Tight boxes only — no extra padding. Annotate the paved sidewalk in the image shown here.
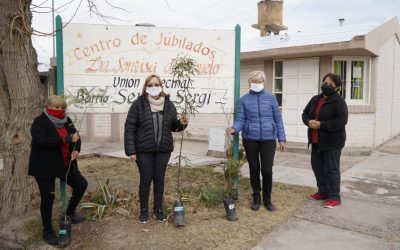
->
[253,136,400,250]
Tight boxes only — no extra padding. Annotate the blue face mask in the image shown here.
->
[250,83,264,92]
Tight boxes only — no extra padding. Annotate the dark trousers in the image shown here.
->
[136,152,171,213]
[35,167,88,232]
[243,139,276,202]
[311,144,342,200]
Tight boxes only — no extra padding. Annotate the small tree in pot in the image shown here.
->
[222,141,246,221]
[170,56,198,227]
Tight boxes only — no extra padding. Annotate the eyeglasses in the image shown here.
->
[147,83,161,87]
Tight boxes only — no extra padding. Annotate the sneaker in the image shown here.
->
[309,193,328,200]
[42,230,58,246]
[324,199,341,208]
[139,213,148,224]
[153,211,167,223]
[67,214,86,224]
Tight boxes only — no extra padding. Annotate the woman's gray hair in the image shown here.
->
[248,71,266,83]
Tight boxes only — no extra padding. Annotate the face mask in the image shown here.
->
[146,86,162,97]
[47,108,66,119]
[250,83,264,92]
[321,84,336,96]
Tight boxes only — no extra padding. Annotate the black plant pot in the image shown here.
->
[223,198,238,221]
[58,219,71,248]
[173,200,185,227]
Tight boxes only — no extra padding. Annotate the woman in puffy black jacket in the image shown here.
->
[124,74,188,224]
[302,73,348,209]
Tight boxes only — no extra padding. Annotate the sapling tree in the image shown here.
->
[169,56,199,227]
[170,56,199,197]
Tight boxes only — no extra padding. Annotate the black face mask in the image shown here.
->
[321,84,336,96]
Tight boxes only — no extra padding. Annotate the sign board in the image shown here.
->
[62,23,235,113]
[208,128,227,153]
[352,67,362,78]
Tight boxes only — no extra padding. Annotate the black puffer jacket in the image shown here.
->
[28,113,81,179]
[302,93,348,151]
[124,95,186,155]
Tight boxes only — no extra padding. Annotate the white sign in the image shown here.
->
[208,128,227,152]
[353,67,362,78]
[62,23,236,113]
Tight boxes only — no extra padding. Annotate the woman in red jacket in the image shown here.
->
[29,95,87,246]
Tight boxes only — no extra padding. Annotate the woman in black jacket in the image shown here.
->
[124,74,188,224]
[28,96,88,246]
[302,73,348,209]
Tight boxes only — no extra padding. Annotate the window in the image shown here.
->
[273,61,283,112]
[333,57,370,104]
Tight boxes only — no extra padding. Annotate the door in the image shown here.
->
[282,58,319,142]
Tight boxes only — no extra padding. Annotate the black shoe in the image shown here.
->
[43,230,58,246]
[139,213,148,224]
[153,211,167,223]
[67,214,86,224]
[251,194,261,211]
[264,202,276,212]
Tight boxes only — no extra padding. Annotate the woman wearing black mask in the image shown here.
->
[302,73,348,208]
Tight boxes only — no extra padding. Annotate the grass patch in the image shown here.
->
[23,218,59,247]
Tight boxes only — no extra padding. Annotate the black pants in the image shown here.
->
[136,152,171,213]
[311,144,342,200]
[243,139,276,202]
[35,166,88,232]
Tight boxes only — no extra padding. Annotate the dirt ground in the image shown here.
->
[18,156,314,249]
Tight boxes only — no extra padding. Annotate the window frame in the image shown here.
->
[272,60,283,112]
[332,56,371,105]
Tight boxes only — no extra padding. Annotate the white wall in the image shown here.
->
[392,36,400,136]
[374,36,400,146]
[346,113,375,148]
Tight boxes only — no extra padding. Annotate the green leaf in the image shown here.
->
[98,205,107,219]
[81,202,98,209]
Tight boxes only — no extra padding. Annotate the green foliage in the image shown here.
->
[201,186,224,208]
[223,139,247,198]
[81,177,129,219]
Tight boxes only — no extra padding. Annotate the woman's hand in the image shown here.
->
[308,120,321,129]
[180,115,189,125]
[71,132,80,142]
[279,141,286,152]
[226,127,235,135]
[72,150,79,160]
[129,154,137,161]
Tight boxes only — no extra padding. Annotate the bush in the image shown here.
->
[201,186,224,208]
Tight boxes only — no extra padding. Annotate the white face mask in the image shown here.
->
[146,86,162,97]
[250,83,264,92]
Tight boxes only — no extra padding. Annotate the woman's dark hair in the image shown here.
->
[323,73,342,88]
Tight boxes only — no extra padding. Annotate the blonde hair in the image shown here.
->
[46,95,67,109]
[248,71,266,83]
[141,74,168,97]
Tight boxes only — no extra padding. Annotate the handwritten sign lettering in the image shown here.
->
[63,24,235,113]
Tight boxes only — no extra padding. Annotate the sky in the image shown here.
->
[31,0,400,64]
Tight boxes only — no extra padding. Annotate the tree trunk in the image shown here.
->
[0,0,46,221]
